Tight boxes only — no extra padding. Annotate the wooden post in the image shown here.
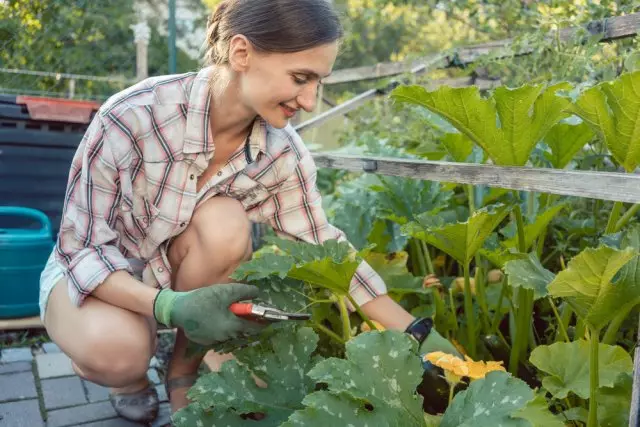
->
[67,79,75,99]
[131,21,151,82]
[629,315,640,426]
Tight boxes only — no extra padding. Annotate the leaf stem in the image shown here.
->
[420,240,435,275]
[605,201,624,234]
[548,297,570,343]
[337,297,352,342]
[587,328,600,427]
[614,203,640,232]
[411,239,428,276]
[346,294,378,332]
[313,322,346,344]
[602,305,633,345]
[463,262,477,359]
[490,274,509,334]
[512,200,527,253]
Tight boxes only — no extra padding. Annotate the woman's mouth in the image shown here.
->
[280,103,297,118]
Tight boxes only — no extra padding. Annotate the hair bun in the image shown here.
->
[205,1,229,64]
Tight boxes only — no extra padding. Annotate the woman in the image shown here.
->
[39,0,451,423]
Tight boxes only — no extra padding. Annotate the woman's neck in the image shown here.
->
[208,66,256,142]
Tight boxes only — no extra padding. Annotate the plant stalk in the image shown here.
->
[548,297,570,343]
[614,203,640,232]
[346,294,378,332]
[463,262,477,359]
[314,322,346,344]
[602,305,633,345]
[490,275,509,334]
[337,297,352,342]
[605,201,624,234]
[587,328,600,427]
[412,239,428,276]
[420,240,435,275]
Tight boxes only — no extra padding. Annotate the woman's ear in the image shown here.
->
[228,34,251,72]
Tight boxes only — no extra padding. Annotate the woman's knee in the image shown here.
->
[169,197,252,269]
[73,320,154,386]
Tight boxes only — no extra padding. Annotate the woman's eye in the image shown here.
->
[293,75,308,85]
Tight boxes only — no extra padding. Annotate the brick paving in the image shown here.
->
[0,343,172,427]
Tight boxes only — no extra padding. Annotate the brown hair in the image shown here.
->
[205,0,343,65]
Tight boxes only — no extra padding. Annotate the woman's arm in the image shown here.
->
[55,114,137,308]
[92,271,160,317]
[360,294,415,331]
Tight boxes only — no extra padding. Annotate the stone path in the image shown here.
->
[0,344,171,427]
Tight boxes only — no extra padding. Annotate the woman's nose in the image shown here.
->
[297,84,318,113]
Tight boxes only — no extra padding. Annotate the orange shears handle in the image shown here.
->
[229,302,253,316]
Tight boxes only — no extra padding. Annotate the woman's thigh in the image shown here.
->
[43,276,157,375]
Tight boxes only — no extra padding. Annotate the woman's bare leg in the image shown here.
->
[43,277,157,391]
[165,196,253,413]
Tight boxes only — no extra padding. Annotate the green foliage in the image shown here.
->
[529,340,633,399]
[547,245,637,331]
[504,253,554,301]
[543,122,594,169]
[403,204,511,264]
[440,371,548,427]
[284,331,426,427]
[572,71,640,172]
[174,327,319,426]
[391,83,572,166]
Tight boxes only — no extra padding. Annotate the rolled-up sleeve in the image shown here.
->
[265,151,387,306]
[55,114,132,307]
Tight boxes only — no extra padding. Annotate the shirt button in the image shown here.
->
[180,222,186,227]
[190,174,195,180]
[217,171,222,176]
[158,267,164,273]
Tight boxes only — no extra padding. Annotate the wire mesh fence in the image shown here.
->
[0,0,208,100]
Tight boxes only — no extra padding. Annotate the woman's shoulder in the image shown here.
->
[98,71,199,118]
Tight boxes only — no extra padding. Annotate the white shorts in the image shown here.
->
[38,250,145,323]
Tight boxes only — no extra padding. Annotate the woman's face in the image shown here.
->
[235,40,339,129]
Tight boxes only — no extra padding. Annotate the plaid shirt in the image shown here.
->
[55,66,387,308]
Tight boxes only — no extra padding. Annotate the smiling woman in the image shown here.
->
[38,0,448,425]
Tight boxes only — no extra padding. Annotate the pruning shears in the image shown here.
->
[229,302,311,322]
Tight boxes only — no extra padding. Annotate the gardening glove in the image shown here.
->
[405,317,463,359]
[153,283,265,346]
[420,328,463,359]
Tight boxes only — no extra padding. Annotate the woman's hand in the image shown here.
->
[153,283,265,345]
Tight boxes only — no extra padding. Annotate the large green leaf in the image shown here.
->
[283,331,426,427]
[440,371,540,427]
[173,327,319,427]
[403,204,511,264]
[529,340,633,399]
[502,203,568,251]
[392,83,572,166]
[371,176,453,225]
[364,251,428,296]
[511,394,565,427]
[598,373,632,427]
[543,122,593,169]
[547,245,637,330]
[441,132,474,162]
[504,253,555,300]
[571,71,640,172]
[232,238,371,296]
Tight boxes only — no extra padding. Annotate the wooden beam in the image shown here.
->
[324,12,640,85]
[0,316,43,331]
[311,153,640,204]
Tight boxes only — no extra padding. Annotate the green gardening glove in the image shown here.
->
[420,328,463,359]
[153,283,265,346]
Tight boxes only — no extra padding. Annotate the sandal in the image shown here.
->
[108,376,159,423]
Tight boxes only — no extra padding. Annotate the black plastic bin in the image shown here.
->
[0,94,99,236]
